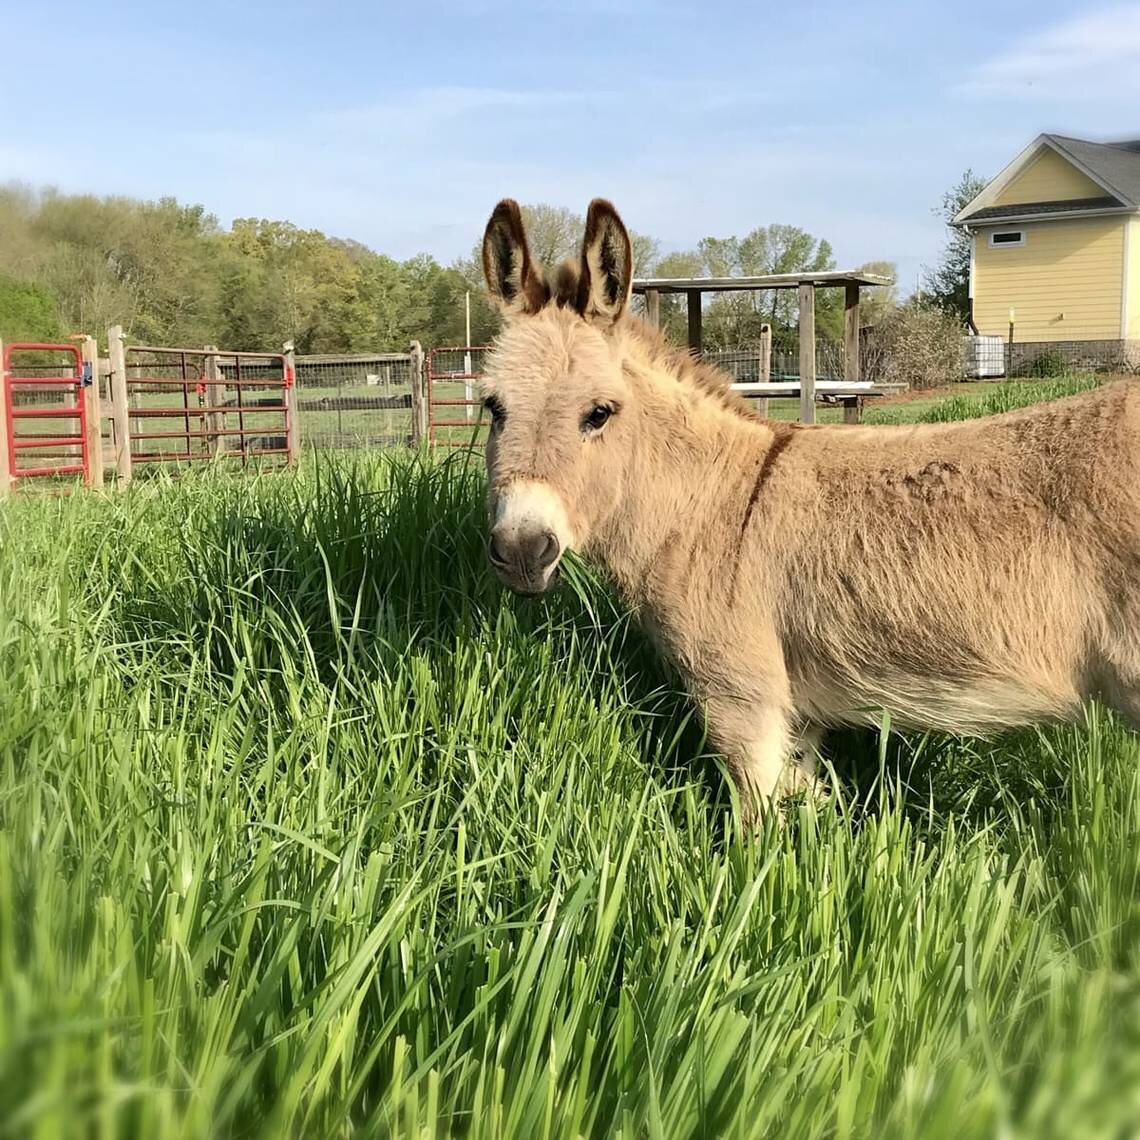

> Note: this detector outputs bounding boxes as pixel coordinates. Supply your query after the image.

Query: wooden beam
[686,290,702,354]
[844,282,861,387]
[757,323,771,418]
[842,397,862,425]
[107,324,132,486]
[644,288,660,328]
[798,282,816,425]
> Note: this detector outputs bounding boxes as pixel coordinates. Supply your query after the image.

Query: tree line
[1,178,982,356]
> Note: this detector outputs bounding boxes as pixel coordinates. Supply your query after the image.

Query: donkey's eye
[483,397,505,427]
[583,404,614,433]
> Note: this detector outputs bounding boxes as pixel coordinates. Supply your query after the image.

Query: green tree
[0,273,63,341]
[855,260,899,327]
[923,169,987,323]
[687,224,838,350]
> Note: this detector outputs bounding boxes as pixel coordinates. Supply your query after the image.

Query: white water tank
[964,335,1005,379]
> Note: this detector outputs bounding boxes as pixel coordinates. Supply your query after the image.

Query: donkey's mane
[623,315,760,421]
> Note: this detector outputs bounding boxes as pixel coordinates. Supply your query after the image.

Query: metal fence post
[81,335,104,487]
[408,340,427,447]
[283,341,300,464]
[107,324,132,486]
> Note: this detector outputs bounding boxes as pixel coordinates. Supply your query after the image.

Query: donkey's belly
[793,668,1084,735]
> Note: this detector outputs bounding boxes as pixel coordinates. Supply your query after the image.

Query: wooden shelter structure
[633,270,894,423]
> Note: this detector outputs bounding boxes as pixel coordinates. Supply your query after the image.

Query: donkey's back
[769,380,1140,734]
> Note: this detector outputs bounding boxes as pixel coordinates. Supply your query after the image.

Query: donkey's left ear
[576,198,633,326]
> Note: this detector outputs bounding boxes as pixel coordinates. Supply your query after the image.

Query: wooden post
[408,340,427,446]
[0,337,10,497]
[757,323,772,418]
[844,283,861,385]
[644,289,660,329]
[842,397,861,425]
[798,282,816,425]
[81,336,104,487]
[203,345,226,456]
[686,289,702,354]
[107,324,132,486]
[282,341,300,464]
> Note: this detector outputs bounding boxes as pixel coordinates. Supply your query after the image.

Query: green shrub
[1021,348,1068,379]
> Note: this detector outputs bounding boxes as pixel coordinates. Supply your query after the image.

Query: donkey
[479,197,1140,821]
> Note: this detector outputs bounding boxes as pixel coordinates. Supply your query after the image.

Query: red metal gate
[426,346,488,446]
[1,341,92,490]
[109,339,297,481]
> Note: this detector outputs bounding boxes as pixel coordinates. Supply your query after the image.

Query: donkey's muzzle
[488,526,561,595]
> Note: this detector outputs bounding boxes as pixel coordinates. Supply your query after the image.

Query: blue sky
[4,1,1140,291]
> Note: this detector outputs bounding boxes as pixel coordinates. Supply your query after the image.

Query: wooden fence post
[107,324,132,486]
[282,341,300,464]
[644,289,660,329]
[798,283,816,425]
[0,337,10,497]
[203,345,226,456]
[408,340,427,447]
[757,323,772,418]
[686,290,703,355]
[843,283,862,425]
[81,335,104,487]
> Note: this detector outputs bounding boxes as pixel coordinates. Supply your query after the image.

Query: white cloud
[956,4,1140,100]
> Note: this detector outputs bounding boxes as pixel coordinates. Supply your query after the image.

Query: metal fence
[0,340,97,493]
[295,349,423,448]
[427,346,488,447]
[105,326,297,484]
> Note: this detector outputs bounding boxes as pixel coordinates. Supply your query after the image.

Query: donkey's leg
[705,700,819,824]
[1103,667,1140,732]
[787,723,828,796]
[1098,608,1140,731]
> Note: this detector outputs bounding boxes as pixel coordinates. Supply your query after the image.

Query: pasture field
[1,377,1138,1138]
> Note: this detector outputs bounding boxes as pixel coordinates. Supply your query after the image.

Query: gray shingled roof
[956,134,1140,224]
[964,196,1122,221]
[1045,135,1140,207]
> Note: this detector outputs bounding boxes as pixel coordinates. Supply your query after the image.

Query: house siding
[1129,217,1140,339]
[972,217,1126,342]
[993,148,1105,205]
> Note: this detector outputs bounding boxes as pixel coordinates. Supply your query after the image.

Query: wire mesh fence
[295,353,417,448]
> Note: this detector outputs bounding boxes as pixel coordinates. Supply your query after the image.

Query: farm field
[1,377,1139,1138]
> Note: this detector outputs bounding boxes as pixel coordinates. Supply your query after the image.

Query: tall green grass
[1,452,1138,1138]
[865,373,1103,425]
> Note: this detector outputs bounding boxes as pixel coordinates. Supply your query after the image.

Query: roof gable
[954,134,1140,226]
[992,147,1104,206]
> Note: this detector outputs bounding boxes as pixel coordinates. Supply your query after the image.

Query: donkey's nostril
[488,532,510,567]
[526,530,560,571]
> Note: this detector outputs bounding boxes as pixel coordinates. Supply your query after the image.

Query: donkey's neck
[587,337,779,603]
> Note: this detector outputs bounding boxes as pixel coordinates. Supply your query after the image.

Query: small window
[989,230,1025,248]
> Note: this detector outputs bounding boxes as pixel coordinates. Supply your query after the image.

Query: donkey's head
[480,198,635,595]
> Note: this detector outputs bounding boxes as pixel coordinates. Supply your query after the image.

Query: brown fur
[480,198,1140,821]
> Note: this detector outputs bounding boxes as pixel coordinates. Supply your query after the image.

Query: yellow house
[953,133,1140,371]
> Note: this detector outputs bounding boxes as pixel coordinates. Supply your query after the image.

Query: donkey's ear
[482,199,550,317]
[576,198,633,325]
